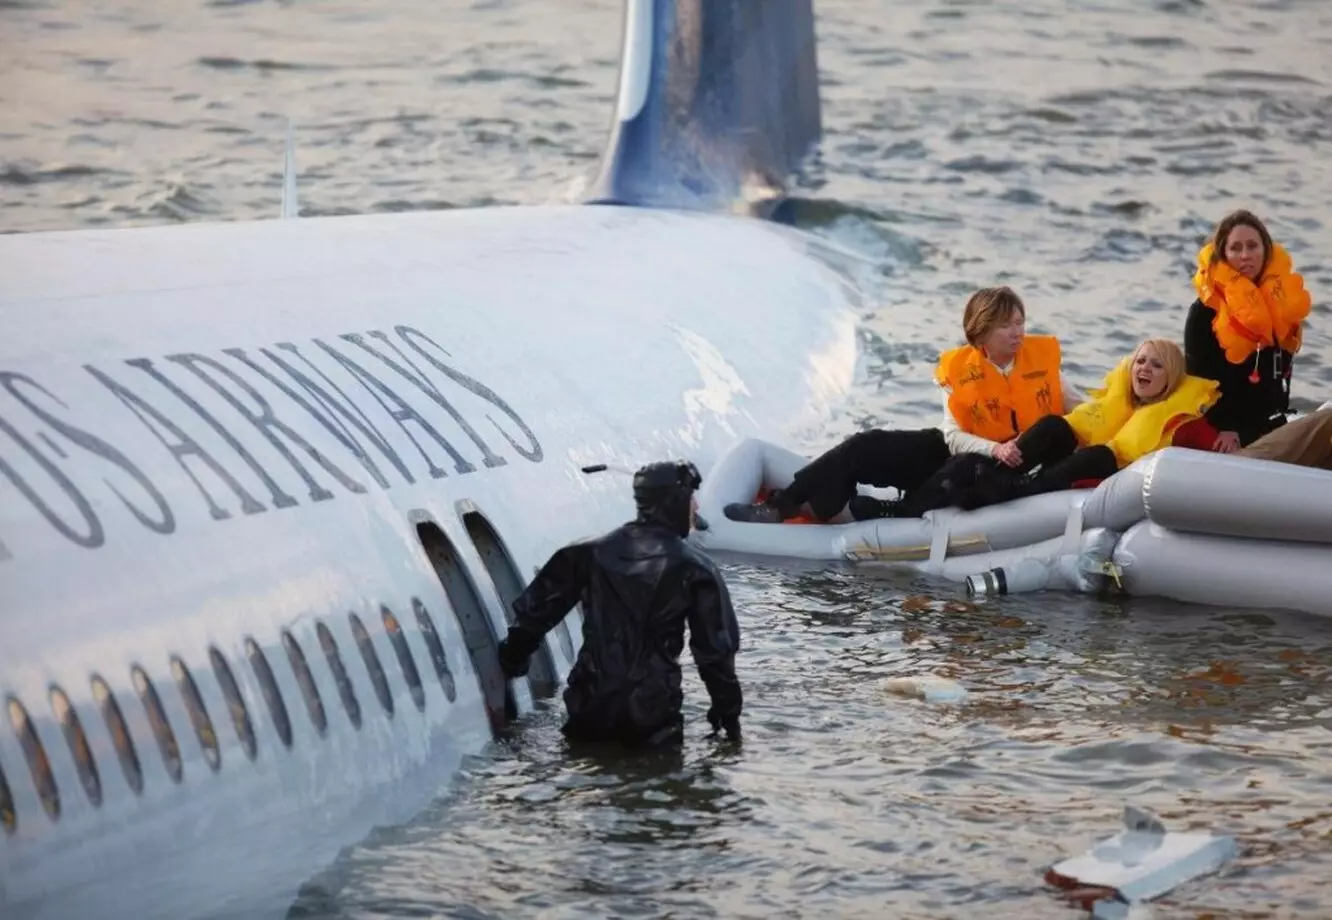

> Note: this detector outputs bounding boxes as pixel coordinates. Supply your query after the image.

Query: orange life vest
[1193,241,1311,364]
[935,335,1063,442]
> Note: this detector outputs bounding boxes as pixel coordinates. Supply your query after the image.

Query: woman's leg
[1012,414,1078,474]
[725,428,950,522]
[851,415,1079,520]
[1236,408,1332,471]
[1030,445,1119,492]
[885,452,990,517]
[949,443,1117,512]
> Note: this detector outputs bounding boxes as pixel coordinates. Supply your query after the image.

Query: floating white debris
[1045,805,1238,918]
[880,675,968,704]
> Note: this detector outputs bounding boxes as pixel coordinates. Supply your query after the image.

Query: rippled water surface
[5,0,1332,916]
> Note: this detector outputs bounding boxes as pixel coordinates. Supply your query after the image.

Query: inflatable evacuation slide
[692,437,1332,618]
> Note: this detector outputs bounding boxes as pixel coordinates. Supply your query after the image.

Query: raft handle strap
[926,508,956,573]
[1061,496,1085,555]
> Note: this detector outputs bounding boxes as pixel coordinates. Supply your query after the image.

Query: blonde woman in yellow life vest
[945,338,1221,511]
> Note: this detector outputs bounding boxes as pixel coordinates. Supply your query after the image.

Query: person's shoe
[723,487,803,523]
[848,495,902,521]
[723,501,784,524]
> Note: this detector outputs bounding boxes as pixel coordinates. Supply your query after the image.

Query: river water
[4,0,1332,917]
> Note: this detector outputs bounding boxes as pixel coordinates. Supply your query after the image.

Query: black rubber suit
[496,461,743,748]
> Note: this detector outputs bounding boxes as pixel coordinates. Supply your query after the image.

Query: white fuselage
[0,203,861,919]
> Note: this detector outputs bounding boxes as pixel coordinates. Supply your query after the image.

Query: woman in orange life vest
[944,338,1220,511]
[721,285,1083,524]
[1185,209,1313,451]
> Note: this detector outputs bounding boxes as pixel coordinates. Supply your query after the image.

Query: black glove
[706,707,741,742]
[496,637,530,679]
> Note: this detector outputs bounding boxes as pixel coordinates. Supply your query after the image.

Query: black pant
[1014,415,1119,489]
[780,427,952,521]
[851,417,1083,518]
[562,715,684,750]
[938,415,1120,511]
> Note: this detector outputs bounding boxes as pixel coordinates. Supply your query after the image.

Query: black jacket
[498,504,742,746]
[1184,298,1292,446]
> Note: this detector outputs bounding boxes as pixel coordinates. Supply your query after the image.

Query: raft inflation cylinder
[964,558,1051,598]
[964,530,1125,600]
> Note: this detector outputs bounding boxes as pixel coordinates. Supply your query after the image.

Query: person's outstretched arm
[498,541,591,676]
[686,565,743,740]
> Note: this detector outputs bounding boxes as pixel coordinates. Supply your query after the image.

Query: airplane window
[171,657,220,772]
[316,621,361,729]
[0,753,14,834]
[91,675,143,795]
[412,597,456,702]
[381,606,425,713]
[282,631,327,738]
[245,639,293,750]
[132,665,183,783]
[7,696,59,820]
[348,613,394,717]
[208,648,257,761]
[49,685,102,808]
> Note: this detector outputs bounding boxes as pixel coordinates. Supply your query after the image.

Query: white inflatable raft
[691,436,1332,618]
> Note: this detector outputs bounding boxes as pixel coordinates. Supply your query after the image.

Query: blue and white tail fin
[584,0,822,218]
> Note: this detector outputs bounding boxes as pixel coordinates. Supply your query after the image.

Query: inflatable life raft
[691,437,1332,618]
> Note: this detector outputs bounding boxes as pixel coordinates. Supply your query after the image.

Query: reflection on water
[292,558,1332,918]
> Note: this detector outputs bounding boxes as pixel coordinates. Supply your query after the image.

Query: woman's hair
[962,286,1025,347]
[1131,338,1186,404]
[1209,209,1274,275]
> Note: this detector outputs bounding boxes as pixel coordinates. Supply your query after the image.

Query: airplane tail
[583,0,822,218]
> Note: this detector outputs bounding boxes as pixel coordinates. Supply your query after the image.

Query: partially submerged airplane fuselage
[2,0,834,912]
[0,203,860,918]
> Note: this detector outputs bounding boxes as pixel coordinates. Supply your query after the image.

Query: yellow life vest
[934,335,1063,442]
[1064,357,1220,467]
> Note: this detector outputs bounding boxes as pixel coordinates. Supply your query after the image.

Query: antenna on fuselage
[580,463,637,476]
[281,118,299,219]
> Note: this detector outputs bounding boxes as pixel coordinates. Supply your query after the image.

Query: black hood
[632,460,701,538]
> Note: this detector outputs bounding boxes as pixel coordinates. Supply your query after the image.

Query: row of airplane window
[0,599,460,838]
[0,512,542,839]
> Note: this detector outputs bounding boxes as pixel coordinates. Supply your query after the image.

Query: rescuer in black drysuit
[496,460,743,749]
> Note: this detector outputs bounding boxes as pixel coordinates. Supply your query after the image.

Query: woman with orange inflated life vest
[1184,209,1312,450]
[722,285,1083,524]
